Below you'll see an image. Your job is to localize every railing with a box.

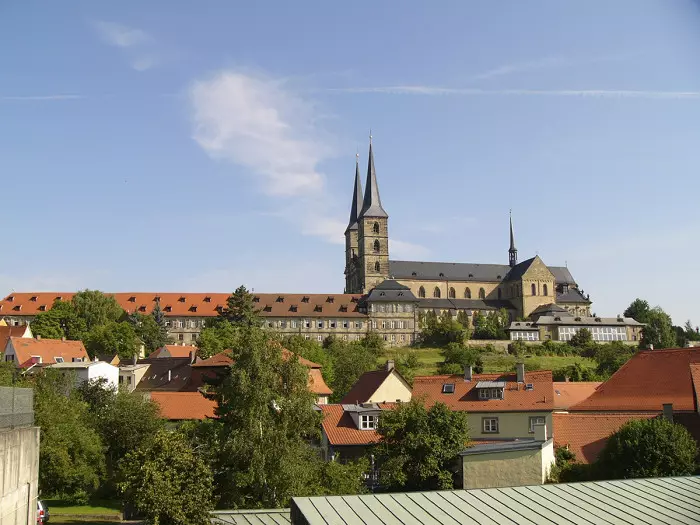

[0,386,34,429]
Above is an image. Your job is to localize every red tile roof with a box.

[0,292,364,318]
[572,348,700,412]
[340,369,392,404]
[308,369,333,396]
[150,391,217,420]
[412,371,554,412]
[553,382,602,410]
[0,325,30,353]
[149,345,196,359]
[554,412,657,464]
[320,404,382,446]
[191,352,234,367]
[8,337,89,367]
[690,364,700,406]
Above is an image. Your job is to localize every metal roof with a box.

[211,509,290,524]
[475,381,506,388]
[291,476,700,524]
[460,438,551,456]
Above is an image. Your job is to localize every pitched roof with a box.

[0,325,30,353]
[149,391,217,420]
[553,381,602,410]
[308,368,332,396]
[135,357,193,391]
[191,351,234,368]
[320,404,382,446]
[345,157,363,232]
[8,337,89,367]
[553,412,657,464]
[366,281,417,302]
[358,141,388,219]
[556,287,591,304]
[571,347,700,412]
[148,345,196,359]
[0,292,364,318]
[340,369,392,404]
[412,370,554,412]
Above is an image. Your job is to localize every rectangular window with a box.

[280,320,287,329]
[478,388,504,400]
[360,415,377,430]
[165,320,171,328]
[291,320,298,328]
[372,321,377,329]
[529,416,546,433]
[330,320,336,328]
[317,320,324,329]
[342,321,349,329]
[54,356,64,363]
[304,335,310,340]
[6,353,15,362]
[127,376,132,384]
[400,334,405,342]
[119,376,123,383]
[355,321,362,329]
[511,331,539,341]
[381,321,387,329]
[178,334,184,341]
[305,320,311,329]
[177,320,184,328]
[390,321,395,329]
[390,334,395,342]
[317,335,323,342]
[191,333,197,341]
[483,418,499,433]
[267,321,274,328]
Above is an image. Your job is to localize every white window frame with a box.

[54,356,64,363]
[317,320,324,329]
[483,418,499,433]
[317,335,323,342]
[478,388,504,400]
[529,416,546,433]
[330,320,337,329]
[360,414,377,430]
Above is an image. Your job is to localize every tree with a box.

[593,342,634,378]
[220,285,262,327]
[472,309,509,340]
[420,311,469,346]
[129,313,169,354]
[552,362,599,382]
[196,322,240,360]
[375,400,469,491]
[624,298,651,323]
[394,352,420,384]
[118,430,213,525]
[641,307,677,349]
[283,335,335,386]
[598,418,697,479]
[71,290,124,332]
[33,370,105,503]
[569,328,593,348]
[30,300,87,340]
[438,343,484,375]
[208,326,323,508]
[328,340,378,402]
[84,321,142,359]
[317,457,369,496]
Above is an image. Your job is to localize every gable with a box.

[367,370,412,403]
[520,256,555,282]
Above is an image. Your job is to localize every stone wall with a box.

[0,426,40,525]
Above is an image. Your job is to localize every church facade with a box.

[344,141,592,322]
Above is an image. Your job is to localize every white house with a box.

[48,360,120,390]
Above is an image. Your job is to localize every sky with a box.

[2,1,700,324]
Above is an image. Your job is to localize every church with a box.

[343,140,592,322]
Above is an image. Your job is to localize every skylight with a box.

[442,383,455,394]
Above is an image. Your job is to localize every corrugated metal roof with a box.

[290,476,700,524]
[475,381,506,388]
[211,509,291,524]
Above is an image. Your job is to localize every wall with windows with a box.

[467,411,552,440]
[397,279,502,302]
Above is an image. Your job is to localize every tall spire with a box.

[345,154,364,232]
[509,210,518,267]
[359,134,388,218]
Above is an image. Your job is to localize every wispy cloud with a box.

[329,86,700,99]
[0,95,83,101]
[92,20,158,71]
[189,70,428,255]
[470,57,567,81]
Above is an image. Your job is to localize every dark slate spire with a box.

[345,154,364,232]
[509,210,518,267]
[359,136,388,218]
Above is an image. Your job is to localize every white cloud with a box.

[92,20,158,71]
[390,239,430,259]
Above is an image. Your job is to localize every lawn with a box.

[44,499,122,523]
[383,346,596,376]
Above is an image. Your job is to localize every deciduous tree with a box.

[71,290,124,332]
[84,321,142,359]
[641,307,677,349]
[624,298,651,323]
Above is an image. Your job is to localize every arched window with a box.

[373,240,380,253]
[465,288,472,299]
[498,289,502,300]
[543,284,548,296]
[433,287,441,298]
[449,287,456,299]
[418,286,426,298]
[374,261,381,272]
[531,283,537,296]
[373,222,380,234]
[479,288,485,299]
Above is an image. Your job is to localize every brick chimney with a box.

[464,365,473,382]
[662,403,674,423]
[385,360,395,371]
[516,362,525,383]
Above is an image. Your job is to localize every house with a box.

[134,357,193,391]
[0,324,32,354]
[118,363,150,392]
[555,347,700,463]
[460,423,555,489]
[148,344,196,359]
[339,360,412,404]
[147,391,216,422]
[412,363,554,441]
[319,403,393,461]
[96,353,120,366]
[552,381,601,411]
[3,336,89,367]
[48,360,119,389]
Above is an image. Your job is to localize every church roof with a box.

[530,303,571,318]
[389,260,576,285]
[345,157,364,233]
[557,287,591,304]
[358,142,388,219]
[417,298,511,311]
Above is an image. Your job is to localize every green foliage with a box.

[31,300,88,340]
[72,290,124,332]
[317,457,369,496]
[197,322,239,360]
[552,362,600,382]
[375,400,469,491]
[283,335,335,387]
[591,342,635,378]
[472,309,509,340]
[328,339,378,403]
[129,313,169,354]
[33,371,105,503]
[84,321,141,359]
[598,418,698,479]
[569,328,593,348]
[624,298,651,323]
[438,343,484,374]
[419,310,469,346]
[220,285,262,327]
[360,331,386,357]
[118,430,213,525]
[393,352,420,384]
[641,307,677,349]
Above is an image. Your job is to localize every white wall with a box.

[86,362,119,390]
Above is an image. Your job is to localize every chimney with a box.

[189,350,196,364]
[464,365,473,382]
[386,359,395,371]
[36,335,41,340]
[534,423,547,442]
[516,362,525,383]
[132,354,137,366]
[662,403,674,423]
[167,370,172,382]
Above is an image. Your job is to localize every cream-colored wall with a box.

[467,411,553,440]
[396,279,501,301]
[367,371,412,403]
[462,440,554,489]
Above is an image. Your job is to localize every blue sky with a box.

[2,1,700,324]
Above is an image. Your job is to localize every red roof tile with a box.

[553,382,602,410]
[340,369,392,404]
[554,412,657,464]
[572,348,700,412]
[150,391,217,420]
[308,368,332,396]
[0,325,30,353]
[320,404,382,446]
[7,337,89,367]
[191,352,234,368]
[149,345,196,359]
[0,292,364,318]
[690,364,700,405]
[412,371,554,412]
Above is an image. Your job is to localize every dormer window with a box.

[442,383,455,394]
[154,295,161,302]
[39,305,47,311]
[476,381,505,400]
[128,296,136,302]
[302,296,310,303]
[379,292,386,296]
[595,318,602,323]
[30,296,37,302]
[351,297,358,303]
[216,305,223,312]
[339,305,347,312]
[54,356,64,363]
[178,296,186,303]
[13,305,21,311]
[253,296,260,303]
[263,306,272,312]
[439,272,445,278]
[138,306,147,312]
[55,296,62,301]
[360,414,377,430]
[398,292,403,296]
[204,296,211,303]
[7,296,14,302]
[276,296,284,303]
[164,305,172,312]
[290,305,298,312]
[189,306,197,312]
[327,296,334,303]
[314,305,322,312]
[468,273,474,278]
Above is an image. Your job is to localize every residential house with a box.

[339,360,412,405]
[0,324,32,354]
[412,363,554,441]
[3,337,89,367]
[118,363,150,392]
[555,347,700,463]
[552,381,601,411]
[48,360,119,389]
[319,403,393,462]
[148,344,197,359]
[460,423,555,489]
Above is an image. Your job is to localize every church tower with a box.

[357,137,389,293]
[344,155,364,293]
[509,211,518,268]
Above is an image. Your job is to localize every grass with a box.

[383,346,597,376]
[44,499,122,524]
